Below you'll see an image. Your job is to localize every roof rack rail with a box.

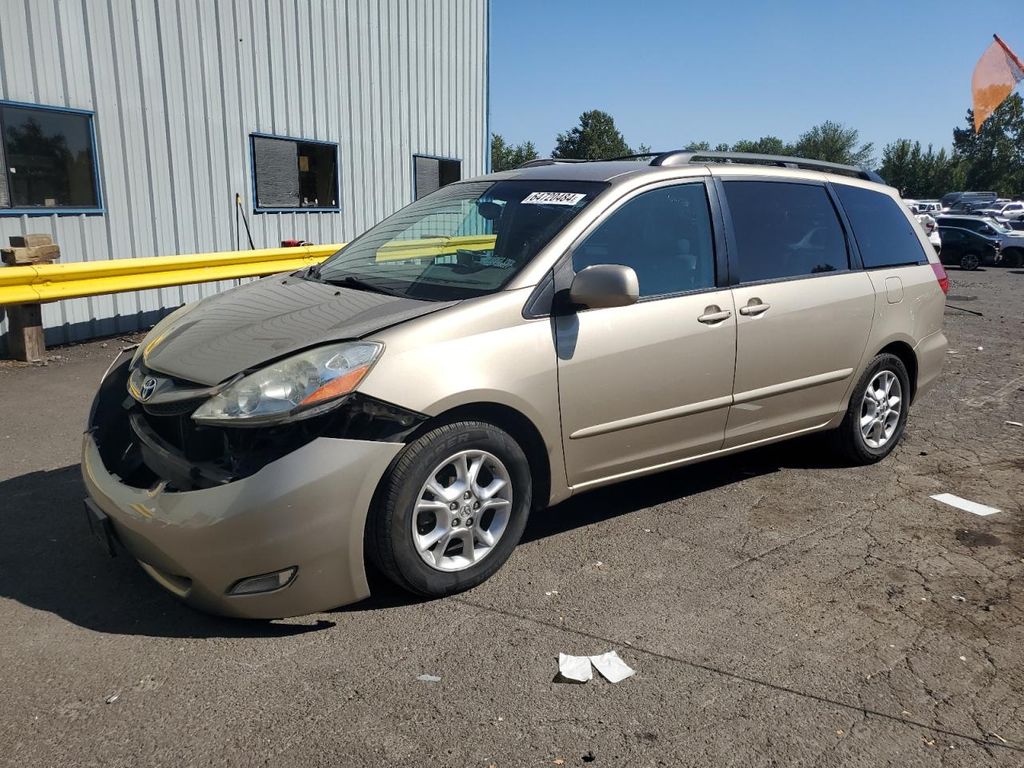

[516,158,589,168]
[649,150,885,184]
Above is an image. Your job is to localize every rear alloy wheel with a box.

[366,421,532,598]
[960,252,981,270]
[833,353,911,464]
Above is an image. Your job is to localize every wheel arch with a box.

[875,340,918,403]
[408,402,553,512]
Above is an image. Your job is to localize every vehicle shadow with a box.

[521,433,844,544]
[0,434,849,629]
[0,465,334,638]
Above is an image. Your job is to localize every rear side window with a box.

[573,183,716,298]
[723,181,848,282]
[834,184,928,268]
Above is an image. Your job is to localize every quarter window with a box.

[414,155,462,199]
[0,102,100,211]
[723,181,848,282]
[251,134,338,211]
[833,184,929,268]
[573,183,716,298]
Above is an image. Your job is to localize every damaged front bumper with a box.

[80,354,404,618]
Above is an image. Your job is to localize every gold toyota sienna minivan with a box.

[83,151,949,618]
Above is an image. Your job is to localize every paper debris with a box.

[976,346,984,351]
[1005,421,1023,427]
[947,350,957,354]
[952,594,967,602]
[930,493,1000,517]
[105,692,120,704]
[416,674,441,683]
[589,651,636,683]
[557,653,593,683]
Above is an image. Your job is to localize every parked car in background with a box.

[936,226,1002,270]
[81,151,949,618]
[977,200,1024,221]
[936,215,1024,267]
[916,201,942,215]
[941,191,997,209]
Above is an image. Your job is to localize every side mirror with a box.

[569,264,639,310]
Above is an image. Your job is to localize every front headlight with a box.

[191,342,383,426]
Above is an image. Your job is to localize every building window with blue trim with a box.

[0,102,101,213]
[414,155,461,200]
[251,134,339,211]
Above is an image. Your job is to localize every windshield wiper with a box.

[324,274,405,298]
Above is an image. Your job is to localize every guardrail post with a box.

[8,303,45,362]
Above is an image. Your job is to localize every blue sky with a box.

[490,0,1023,160]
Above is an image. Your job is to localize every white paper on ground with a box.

[416,674,441,683]
[930,493,1000,517]
[557,653,593,682]
[589,651,636,683]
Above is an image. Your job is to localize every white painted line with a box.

[930,493,1000,517]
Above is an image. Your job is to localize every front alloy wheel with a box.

[366,420,532,598]
[412,449,513,572]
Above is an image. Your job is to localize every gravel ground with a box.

[1,267,1022,767]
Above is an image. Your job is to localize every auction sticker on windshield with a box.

[521,191,587,206]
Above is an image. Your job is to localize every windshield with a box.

[315,180,606,300]
[984,218,1011,233]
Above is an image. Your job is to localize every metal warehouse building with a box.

[0,0,489,351]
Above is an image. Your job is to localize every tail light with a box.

[931,262,949,294]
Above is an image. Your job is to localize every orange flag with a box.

[972,34,1024,132]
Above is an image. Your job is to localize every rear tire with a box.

[833,353,911,465]
[1002,248,1024,268]
[366,420,532,598]
[960,252,981,270]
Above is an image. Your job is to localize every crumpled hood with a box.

[143,276,456,385]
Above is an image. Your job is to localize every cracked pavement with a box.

[1,267,1022,766]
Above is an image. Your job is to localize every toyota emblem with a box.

[139,376,158,401]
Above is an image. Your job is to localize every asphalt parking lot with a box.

[1,267,1022,767]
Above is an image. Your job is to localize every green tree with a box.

[731,136,789,155]
[793,121,874,168]
[879,140,957,198]
[490,133,539,172]
[952,93,1024,196]
[552,110,634,159]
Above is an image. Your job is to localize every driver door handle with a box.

[739,299,771,316]
[697,306,732,324]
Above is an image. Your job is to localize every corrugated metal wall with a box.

[0,0,488,350]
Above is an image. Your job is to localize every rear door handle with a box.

[697,306,732,324]
[739,299,771,316]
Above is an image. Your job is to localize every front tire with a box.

[366,420,532,598]
[833,353,911,464]
[960,252,981,270]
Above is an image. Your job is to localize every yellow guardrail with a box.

[376,234,496,261]
[0,235,498,306]
[0,244,342,305]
